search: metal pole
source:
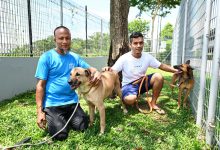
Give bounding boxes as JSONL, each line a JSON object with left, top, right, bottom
{"left": 182, "top": 0, "right": 188, "bottom": 63}
{"left": 85, "top": 5, "right": 88, "bottom": 57}
{"left": 155, "top": 12, "right": 160, "bottom": 57}
{"left": 206, "top": 0, "right": 220, "bottom": 145}
{"left": 60, "top": 0, "right": 63, "bottom": 26}
{"left": 196, "top": 0, "right": 212, "bottom": 127}
{"left": 100, "top": 19, "right": 103, "bottom": 54}
{"left": 27, "top": 0, "right": 33, "bottom": 57}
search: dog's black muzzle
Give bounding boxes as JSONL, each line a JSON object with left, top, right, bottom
{"left": 68, "top": 78, "right": 81, "bottom": 90}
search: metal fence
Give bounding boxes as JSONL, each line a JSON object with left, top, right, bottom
{"left": 0, "top": 0, "right": 109, "bottom": 57}
{"left": 172, "top": 0, "right": 220, "bottom": 148}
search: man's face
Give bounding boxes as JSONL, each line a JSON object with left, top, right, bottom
{"left": 130, "top": 37, "right": 144, "bottom": 58}
{"left": 54, "top": 28, "right": 71, "bottom": 52}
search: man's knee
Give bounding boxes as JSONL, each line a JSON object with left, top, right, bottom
{"left": 153, "top": 73, "right": 164, "bottom": 81}
{"left": 123, "top": 95, "right": 137, "bottom": 105}
{"left": 53, "top": 132, "right": 68, "bottom": 141}
{"left": 73, "top": 115, "right": 89, "bottom": 131}
{"left": 151, "top": 73, "right": 164, "bottom": 86}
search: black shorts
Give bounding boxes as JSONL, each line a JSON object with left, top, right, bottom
{"left": 43, "top": 103, "right": 89, "bottom": 140}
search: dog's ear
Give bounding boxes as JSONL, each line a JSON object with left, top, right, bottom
{"left": 185, "top": 60, "right": 190, "bottom": 64}
{"left": 188, "top": 66, "right": 194, "bottom": 70}
{"left": 85, "top": 69, "right": 91, "bottom": 77}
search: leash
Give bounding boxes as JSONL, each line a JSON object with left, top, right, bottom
{"left": 3, "top": 102, "right": 79, "bottom": 150}
{"left": 132, "top": 76, "right": 153, "bottom": 114}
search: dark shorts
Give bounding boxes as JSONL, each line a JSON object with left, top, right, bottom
{"left": 43, "top": 103, "right": 89, "bottom": 140}
{"left": 122, "top": 73, "right": 154, "bottom": 100}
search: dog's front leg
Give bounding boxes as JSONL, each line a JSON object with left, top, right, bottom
{"left": 88, "top": 102, "right": 95, "bottom": 126}
{"left": 96, "top": 103, "right": 105, "bottom": 134}
{"left": 178, "top": 88, "right": 183, "bottom": 109}
{"left": 183, "top": 89, "right": 191, "bottom": 108}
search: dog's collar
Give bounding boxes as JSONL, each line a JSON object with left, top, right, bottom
{"left": 79, "top": 84, "right": 94, "bottom": 95}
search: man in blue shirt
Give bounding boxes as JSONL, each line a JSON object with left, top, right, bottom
{"left": 35, "top": 26, "right": 101, "bottom": 140}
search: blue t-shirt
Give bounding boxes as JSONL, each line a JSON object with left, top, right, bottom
{"left": 35, "top": 49, "right": 90, "bottom": 108}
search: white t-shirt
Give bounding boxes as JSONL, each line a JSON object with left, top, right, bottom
{"left": 112, "top": 51, "right": 161, "bottom": 86}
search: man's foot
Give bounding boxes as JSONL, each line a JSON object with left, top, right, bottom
{"left": 153, "top": 108, "right": 165, "bottom": 115}
{"left": 151, "top": 104, "right": 166, "bottom": 115}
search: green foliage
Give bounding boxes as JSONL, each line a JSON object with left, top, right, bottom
{"left": 8, "top": 32, "right": 110, "bottom": 57}
{"left": 71, "top": 38, "right": 86, "bottom": 55}
{"left": 34, "top": 36, "right": 55, "bottom": 53}
{"left": 165, "top": 39, "right": 172, "bottom": 51}
{"left": 9, "top": 36, "right": 55, "bottom": 56}
{"left": 129, "top": 0, "right": 181, "bottom": 16}
{"left": 0, "top": 72, "right": 210, "bottom": 150}
{"left": 161, "top": 23, "right": 173, "bottom": 40}
{"left": 128, "top": 18, "right": 150, "bottom": 34}
{"left": 87, "top": 32, "right": 110, "bottom": 56}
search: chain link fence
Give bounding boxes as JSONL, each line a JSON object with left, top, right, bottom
{"left": 172, "top": 0, "right": 220, "bottom": 148}
{"left": 0, "top": 0, "right": 109, "bottom": 57}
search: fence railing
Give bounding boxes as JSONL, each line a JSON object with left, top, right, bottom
{"left": 172, "top": 0, "right": 220, "bottom": 148}
{"left": 0, "top": 0, "right": 109, "bottom": 57}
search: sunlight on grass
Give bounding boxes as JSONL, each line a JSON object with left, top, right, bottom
{"left": 0, "top": 69, "right": 210, "bottom": 150}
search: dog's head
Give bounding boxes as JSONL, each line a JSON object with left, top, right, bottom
{"left": 68, "top": 67, "right": 91, "bottom": 90}
{"left": 174, "top": 60, "right": 194, "bottom": 76}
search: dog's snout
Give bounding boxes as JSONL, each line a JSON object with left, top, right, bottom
{"left": 68, "top": 79, "right": 72, "bottom": 85}
{"left": 173, "top": 65, "right": 179, "bottom": 69}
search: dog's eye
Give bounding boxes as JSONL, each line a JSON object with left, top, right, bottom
{"left": 76, "top": 72, "right": 80, "bottom": 76}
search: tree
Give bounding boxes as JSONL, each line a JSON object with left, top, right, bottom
{"left": 71, "top": 38, "right": 85, "bottom": 55}
{"left": 129, "top": 0, "right": 180, "bottom": 51}
{"left": 88, "top": 32, "right": 110, "bottom": 56}
{"left": 161, "top": 22, "right": 173, "bottom": 40}
{"left": 108, "top": 0, "right": 130, "bottom": 67}
{"left": 128, "top": 18, "right": 150, "bottom": 34}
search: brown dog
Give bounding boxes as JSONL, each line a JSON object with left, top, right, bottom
{"left": 170, "top": 60, "right": 194, "bottom": 109}
{"left": 68, "top": 67, "right": 127, "bottom": 134}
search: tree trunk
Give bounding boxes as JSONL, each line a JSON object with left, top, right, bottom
{"left": 108, "top": 0, "right": 130, "bottom": 67}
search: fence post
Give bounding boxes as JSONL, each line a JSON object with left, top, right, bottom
{"left": 27, "top": 0, "right": 33, "bottom": 57}
{"left": 100, "top": 19, "right": 103, "bottom": 54}
{"left": 60, "top": 0, "right": 63, "bottom": 25}
{"left": 182, "top": 0, "right": 188, "bottom": 63}
{"left": 206, "top": 0, "right": 220, "bottom": 145}
{"left": 85, "top": 5, "right": 88, "bottom": 57}
{"left": 196, "top": 0, "right": 212, "bottom": 127}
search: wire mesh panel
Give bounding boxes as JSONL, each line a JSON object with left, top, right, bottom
{"left": 0, "top": 0, "right": 109, "bottom": 57}
{"left": 172, "top": 0, "right": 220, "bottom": 147}
{"left": 0, "top": 0, "right": 30, "bottom": 56}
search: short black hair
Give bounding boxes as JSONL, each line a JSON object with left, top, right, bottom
{"left": 129, "top": 32, "right": 144, "bottom": 43}
{"left": 53, "top": 26, "right": 70, "bottom": 36}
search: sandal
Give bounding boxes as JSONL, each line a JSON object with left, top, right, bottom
{"left": 154, "top": 108, "right": 166, "bottom": 115}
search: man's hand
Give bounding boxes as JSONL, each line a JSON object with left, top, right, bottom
{"left": 37, "top": 109, "right": 46, "bottom": 129}
{"left": 102, "top": 66, "right": 112, "bottom": 72}
{"left": 90, "top": 71, "right": 101, "bottom": 85}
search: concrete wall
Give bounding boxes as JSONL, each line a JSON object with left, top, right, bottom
{"left": 0, "top": 56, "right": 107, "bottom": 102}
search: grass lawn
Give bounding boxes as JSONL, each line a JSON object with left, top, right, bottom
{"left": 0, "top": 69, "right": 210, "bottom": 150}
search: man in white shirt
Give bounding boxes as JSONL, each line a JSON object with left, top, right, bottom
{"left": 103, "top": 32, "right": 178, "bottom": 115}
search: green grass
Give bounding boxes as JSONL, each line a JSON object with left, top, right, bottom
{"left": 0, "top": 69, "right": 210, "bottom": 150}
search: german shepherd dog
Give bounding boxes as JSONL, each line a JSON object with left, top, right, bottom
{"left": 170, "top": 60, "right": 194, "bottom": 109}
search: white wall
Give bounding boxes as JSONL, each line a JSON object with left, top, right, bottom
{"left": 0, "top": 57, "right": 107, "bottom": 102}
